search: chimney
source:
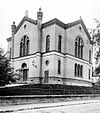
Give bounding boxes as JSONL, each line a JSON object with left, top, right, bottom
{"left": 25, "top": 10, "right": 28, "bottom": 17}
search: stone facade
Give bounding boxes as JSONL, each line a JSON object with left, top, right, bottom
{"left": 7, "top": 9, "right": 93, "bottom": 86}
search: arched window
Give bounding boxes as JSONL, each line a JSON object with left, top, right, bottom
{"left": 75, "top": 37, "right": 83, "bottom": 58}
{"left": 74, "top": 63, "right": 83, "bottom": 77}
{"left": 20, "top": 35, "right": 29, "bottom": 56}
{"left": 46, "top": 35, "right": 50, "bottom": 52}
{"left": 58, "top": 60, "right": 61, "bottom": 74}
{"left": 58, "top": 35, "right": 62, "bottom": 52}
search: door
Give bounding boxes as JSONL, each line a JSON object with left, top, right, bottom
{"left": 23, "top": 69, "right": 27, "bottom": 81}
{"left": 44, "top": 70, "right": 49, "bottom": 83}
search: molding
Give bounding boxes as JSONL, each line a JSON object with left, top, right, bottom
{"left": 11, "top": 50, "right": 92, "bottom": 65}
{"left": 42, "top": 50, "right": 92, "bottom": 65}
{"left": 49, "top": 76, "right": 92, "bottom": 83}
{"left": 12, "top": 52, "right": 41, "bottom": 60}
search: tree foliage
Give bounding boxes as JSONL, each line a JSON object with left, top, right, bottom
{"left": 89, "top": 19, "right": 100, "bottom": 75}
{"left": 0, "top": 48, "right": 16, "bottom": 86}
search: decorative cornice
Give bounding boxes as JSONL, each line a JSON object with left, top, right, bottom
{"left": 14, "top": 16, "right": 37, "bottom": 34}
{"left": 42, "top": 18, "right": 66, "bottom": 29}
{"left": 7, "top": 37, "right": 12, "bottom": 42}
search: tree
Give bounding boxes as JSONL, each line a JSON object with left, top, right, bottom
{"left": 89, "top": 19, "right": 100, "bottom": 75}
{"left": 0, "top": 48, "right": 16, "bottom": 86}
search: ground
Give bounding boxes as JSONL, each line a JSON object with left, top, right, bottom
{"left": 1, "top": 99, "right": 100, "bottom": 113}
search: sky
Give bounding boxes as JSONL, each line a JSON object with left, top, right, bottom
{"left": 0, "top": 0, "right": 100, "bottom": 52}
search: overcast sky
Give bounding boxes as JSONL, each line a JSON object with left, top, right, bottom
{"left": 0, "top": 0, "right": 100, "bottom": 51}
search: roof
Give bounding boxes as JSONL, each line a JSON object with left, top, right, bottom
{"left": 42, "top": 18, "right": 66, "bottom": 29}
{"left": 13, "top": 16, "right": 93, "bottom": 44}
{"left": 42, "top": 18, "right": 92, "bottom": 44}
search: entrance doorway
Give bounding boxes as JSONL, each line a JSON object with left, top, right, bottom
{"left": 21, "top": 63, "right": 28, "bottom": 81}
{"left": 44, "top": 70, "right": 49, "bottom": 83}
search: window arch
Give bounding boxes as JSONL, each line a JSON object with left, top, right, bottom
{"left": 58, "top": 35, "right": 62, "bottom": 52}
{"left": 75, "top": 36, "right": 84, "bottom": 58}
{"left": 46, "top": 35, "right": 50, "bottom": 52}
{"left": 58, "top": 60, "right": 61, "bottom": 74}
{"left": 20, "top": 35, "right": 29, "bottom": 57}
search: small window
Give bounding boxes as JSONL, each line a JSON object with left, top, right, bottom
{"left": 46, "top": 35, "right": 50, "bottom": 52}
{"left": 80, "top": 65, "right": 83, "bottom": 77}
{"left": 89, "top": 50, "right": 91, "bottom": 63}
{"left": 45, "top": 60, "right": 49, "bottom": 66}
{"left": 75, "top": 63, "right": 77, "bottom": 76}
{"left": 89, "top": 69, "right": 90, "bottom": 79}
{"left": 24, "top": 24, "right": 26, "bottom": 29}
{"left": 58, "top": 35, "right": 62, "bottom": 52}
{"left": 58, "top": 60, "right": 61, "bottom": 74}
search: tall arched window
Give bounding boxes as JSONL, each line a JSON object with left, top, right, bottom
{"left": 75, "top": 37, "right": 84, "bottom": 58}
{"left": 58, "top": 35, "right": 62, "bottom": 52}
{"left": 46, "top": 35, "right": 50, "bottom": 52}
{"left": 20, "top": 35, "right": 29, "bottom": 56}
{"left": 58, "top": 60, "right": 61, "bottom": 74}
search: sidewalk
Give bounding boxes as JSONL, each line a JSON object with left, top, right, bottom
{"left": 0, "top": 99, "right": 100, "bottom": 112}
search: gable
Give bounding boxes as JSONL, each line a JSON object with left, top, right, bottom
{"left": 14, "top": 16, "right": 37, "bottom": 34}
{"left": 66, "top": 19, "right": 92, "bottom": 45}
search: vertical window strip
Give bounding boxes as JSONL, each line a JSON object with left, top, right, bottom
{"left": 75, "top": 42, "right": 77, "bottom": 57}
{"left": 89, "top": 50, "right": 91, "bottom": 63}
{"left": 89, "top": 69, "right": 90, "bottom": 79}
{"left": 80, "top": 65, "right": 83, "bottom": 77}
{"left": 58, "top": 35, "right": 62, "bottom": 52}
{"left": 75, "top": 63, "right": 77, "bottom": 76}
{"left": 78, "top": 64, "right": 80, "bottom": 76}
{"left": 58, "top": 60, "right": 61, "bottom": 74}
{"left": 46, "top": 35, "right": 50, "bottom": 52}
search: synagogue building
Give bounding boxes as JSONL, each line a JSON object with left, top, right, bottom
{"left": 7, "top": 9, "right": 93, "bottom": 86}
